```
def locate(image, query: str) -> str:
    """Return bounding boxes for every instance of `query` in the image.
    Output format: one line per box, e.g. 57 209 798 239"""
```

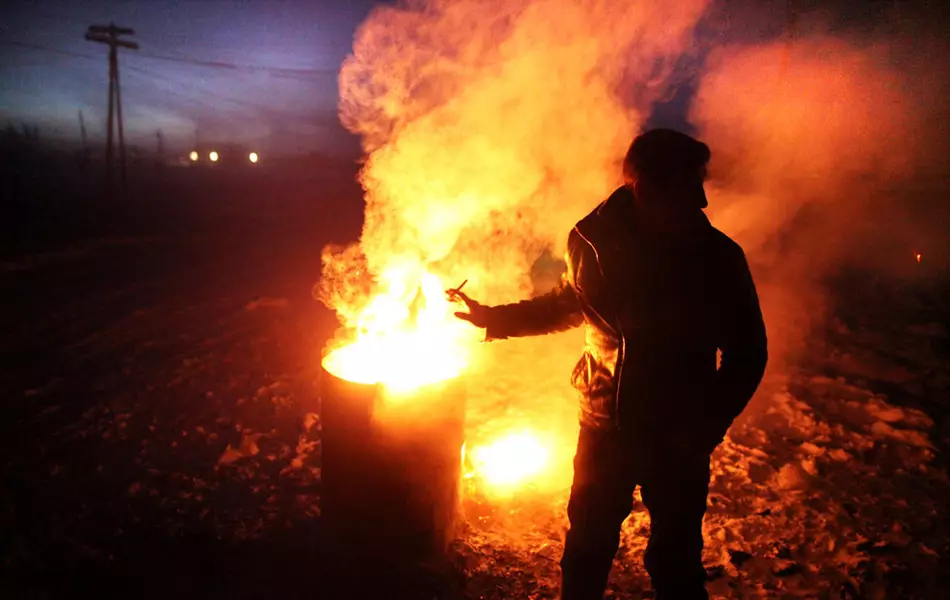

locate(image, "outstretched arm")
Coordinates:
452 277 584 340
486 278 583 340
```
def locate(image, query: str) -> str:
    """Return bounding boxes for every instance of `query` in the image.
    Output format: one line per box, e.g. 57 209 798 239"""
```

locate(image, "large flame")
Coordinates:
319 0 710 498
322 268 475 391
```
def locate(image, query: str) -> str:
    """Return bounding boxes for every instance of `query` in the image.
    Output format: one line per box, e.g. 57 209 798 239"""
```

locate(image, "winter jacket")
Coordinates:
484 186 767 448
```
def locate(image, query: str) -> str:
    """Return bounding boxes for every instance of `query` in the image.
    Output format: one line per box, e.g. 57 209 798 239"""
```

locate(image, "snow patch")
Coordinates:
217 432 263 465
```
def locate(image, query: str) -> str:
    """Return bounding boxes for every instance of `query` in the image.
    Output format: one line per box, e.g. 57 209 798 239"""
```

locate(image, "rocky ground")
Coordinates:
2 164 948 599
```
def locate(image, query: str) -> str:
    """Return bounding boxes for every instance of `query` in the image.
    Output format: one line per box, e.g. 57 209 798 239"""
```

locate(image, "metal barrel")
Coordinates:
319 365 465 566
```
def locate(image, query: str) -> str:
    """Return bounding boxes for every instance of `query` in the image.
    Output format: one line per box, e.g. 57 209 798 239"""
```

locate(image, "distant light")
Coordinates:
209 151 219 162
916 252 922 264
189 150 198 161
248 152 259 164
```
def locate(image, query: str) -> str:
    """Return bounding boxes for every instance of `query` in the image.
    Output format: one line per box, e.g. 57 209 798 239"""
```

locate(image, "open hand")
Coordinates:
446 289 490 329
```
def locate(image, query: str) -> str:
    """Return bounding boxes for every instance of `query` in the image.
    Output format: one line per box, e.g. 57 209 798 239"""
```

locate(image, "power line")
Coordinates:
135 50 336 79
2 40 236 113
4 40 100 61
123 63 274 114
121 66 226 112
121 63 332 121
3 40 337 80
4 38 341 138
2 40 323 118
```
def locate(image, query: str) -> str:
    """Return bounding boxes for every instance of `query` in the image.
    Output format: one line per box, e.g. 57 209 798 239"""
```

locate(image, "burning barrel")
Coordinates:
319 354 465 566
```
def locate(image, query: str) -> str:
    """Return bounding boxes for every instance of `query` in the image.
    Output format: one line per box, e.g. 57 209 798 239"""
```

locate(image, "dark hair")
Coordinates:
623 128 710 185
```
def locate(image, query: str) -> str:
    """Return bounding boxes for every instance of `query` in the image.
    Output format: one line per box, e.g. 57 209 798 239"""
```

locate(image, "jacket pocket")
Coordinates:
572 350 616 425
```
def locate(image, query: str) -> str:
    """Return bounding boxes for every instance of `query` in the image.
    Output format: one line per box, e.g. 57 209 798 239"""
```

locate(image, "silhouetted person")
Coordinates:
452 129 768 599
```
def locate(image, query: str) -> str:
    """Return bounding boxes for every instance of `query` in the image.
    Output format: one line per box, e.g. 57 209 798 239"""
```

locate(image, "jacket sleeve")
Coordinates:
483 275 584 340
710 247 768 428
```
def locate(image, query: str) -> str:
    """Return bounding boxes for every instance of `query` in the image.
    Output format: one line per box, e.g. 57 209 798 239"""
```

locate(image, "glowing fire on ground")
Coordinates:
466 431 552 495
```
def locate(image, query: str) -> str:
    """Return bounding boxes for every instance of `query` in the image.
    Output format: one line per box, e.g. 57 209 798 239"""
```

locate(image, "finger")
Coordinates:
454 311 475 322
454 290 477 309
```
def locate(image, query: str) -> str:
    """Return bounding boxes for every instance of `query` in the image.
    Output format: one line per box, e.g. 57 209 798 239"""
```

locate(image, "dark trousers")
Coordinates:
560 427 711 600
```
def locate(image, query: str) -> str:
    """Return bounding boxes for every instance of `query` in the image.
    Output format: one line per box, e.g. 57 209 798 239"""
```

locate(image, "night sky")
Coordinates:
1 0 378 155
1 0 943 157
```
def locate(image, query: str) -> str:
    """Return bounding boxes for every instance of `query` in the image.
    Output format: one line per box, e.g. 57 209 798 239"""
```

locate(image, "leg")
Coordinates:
639 454 710 600
560 428 635 600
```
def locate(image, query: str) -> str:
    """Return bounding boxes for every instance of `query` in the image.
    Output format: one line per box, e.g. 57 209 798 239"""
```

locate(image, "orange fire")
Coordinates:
321 268 475 392
319 267 564 494
467 431 553 495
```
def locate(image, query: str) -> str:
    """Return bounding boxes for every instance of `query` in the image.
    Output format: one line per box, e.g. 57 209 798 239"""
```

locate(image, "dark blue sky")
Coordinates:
1 0 940 157
1 0 377 155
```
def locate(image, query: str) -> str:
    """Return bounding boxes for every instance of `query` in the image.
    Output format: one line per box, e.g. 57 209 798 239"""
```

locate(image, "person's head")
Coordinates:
622 128 710 226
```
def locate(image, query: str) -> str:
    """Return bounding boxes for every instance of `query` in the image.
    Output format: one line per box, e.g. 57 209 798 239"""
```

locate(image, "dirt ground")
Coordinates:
2 160 949 599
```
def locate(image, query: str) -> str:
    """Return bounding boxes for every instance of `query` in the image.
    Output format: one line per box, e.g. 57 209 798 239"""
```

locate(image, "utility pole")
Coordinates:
155 129 165 166
78 109 90 168
78 109 88 148
85 22 138 188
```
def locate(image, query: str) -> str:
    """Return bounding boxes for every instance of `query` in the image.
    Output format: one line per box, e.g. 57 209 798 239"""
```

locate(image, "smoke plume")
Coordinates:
320 0 947 499
325 0 710 313
694 24 948 370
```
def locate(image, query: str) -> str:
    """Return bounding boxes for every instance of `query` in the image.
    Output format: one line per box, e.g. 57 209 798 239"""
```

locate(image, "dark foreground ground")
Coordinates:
2 157 949 599
1 159 377 598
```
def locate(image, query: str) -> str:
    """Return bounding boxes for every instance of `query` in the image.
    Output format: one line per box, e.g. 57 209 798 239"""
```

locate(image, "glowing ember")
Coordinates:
469 431 551 495
916 252 922 264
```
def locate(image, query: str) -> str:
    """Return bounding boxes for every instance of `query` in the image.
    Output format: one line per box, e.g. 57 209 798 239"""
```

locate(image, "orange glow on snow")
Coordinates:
468 431 552 495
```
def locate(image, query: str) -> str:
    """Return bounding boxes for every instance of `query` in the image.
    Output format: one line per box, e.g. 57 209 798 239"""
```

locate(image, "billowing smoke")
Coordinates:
693 25 949 372
321 0 712 496
320 0 947 501
324 0 710 315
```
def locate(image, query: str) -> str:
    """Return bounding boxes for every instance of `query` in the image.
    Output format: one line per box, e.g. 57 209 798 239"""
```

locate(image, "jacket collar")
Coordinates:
588 186 711 242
